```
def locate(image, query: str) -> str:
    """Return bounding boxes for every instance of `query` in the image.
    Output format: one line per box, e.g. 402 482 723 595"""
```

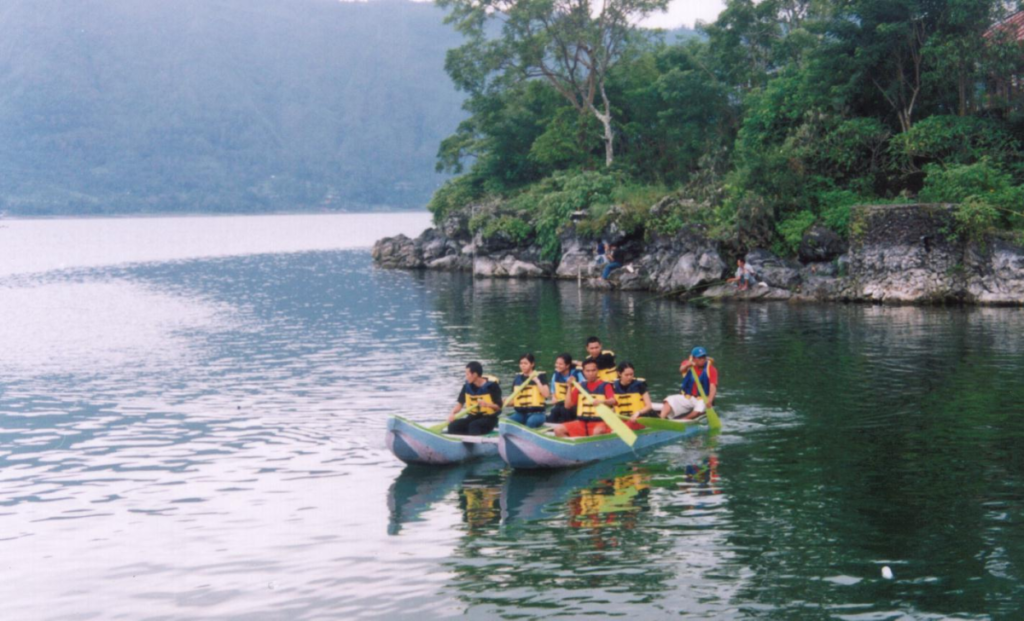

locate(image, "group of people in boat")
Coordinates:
446 336 717 439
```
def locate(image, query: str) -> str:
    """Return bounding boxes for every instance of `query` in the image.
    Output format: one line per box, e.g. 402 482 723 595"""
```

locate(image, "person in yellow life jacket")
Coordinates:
553 359 617 438
583 336 618 383
505 353 549 428
613 362 654 423
447 361 503 436
547 353 584 424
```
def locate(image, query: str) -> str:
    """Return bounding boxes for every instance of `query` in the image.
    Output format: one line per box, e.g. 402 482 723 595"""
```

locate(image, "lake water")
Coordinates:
2 212 1023 620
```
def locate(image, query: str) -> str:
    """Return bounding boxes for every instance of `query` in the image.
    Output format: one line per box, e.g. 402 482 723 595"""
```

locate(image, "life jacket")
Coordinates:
584 349 618 383
461 486 500 527
464 376 500 415
680 366 711 397
551 371 574 403
512 373 546 410
613 379 647 417
576 380 610 421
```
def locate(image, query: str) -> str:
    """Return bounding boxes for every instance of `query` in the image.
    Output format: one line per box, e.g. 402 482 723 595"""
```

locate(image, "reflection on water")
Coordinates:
1 214 1023 619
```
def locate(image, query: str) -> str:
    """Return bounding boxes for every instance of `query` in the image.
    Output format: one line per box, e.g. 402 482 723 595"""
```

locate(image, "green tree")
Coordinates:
437 0 670 167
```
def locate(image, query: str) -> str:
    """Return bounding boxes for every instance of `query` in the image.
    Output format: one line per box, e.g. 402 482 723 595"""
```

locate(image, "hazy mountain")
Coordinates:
0 0 467 214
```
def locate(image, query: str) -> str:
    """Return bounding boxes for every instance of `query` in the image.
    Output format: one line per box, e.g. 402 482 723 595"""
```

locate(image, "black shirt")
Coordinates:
457 381 503 409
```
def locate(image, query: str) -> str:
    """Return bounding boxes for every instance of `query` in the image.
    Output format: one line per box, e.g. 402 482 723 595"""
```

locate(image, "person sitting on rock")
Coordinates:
726 258 753 291
594 240 608 267
601 244 623 280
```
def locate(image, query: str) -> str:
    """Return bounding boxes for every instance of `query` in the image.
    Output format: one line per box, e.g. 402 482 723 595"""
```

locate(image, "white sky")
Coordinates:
392 0 727 31
641 0 727 30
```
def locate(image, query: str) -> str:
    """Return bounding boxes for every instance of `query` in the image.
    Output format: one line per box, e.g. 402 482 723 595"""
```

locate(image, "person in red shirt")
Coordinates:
661 346 717 421
554 360 617 438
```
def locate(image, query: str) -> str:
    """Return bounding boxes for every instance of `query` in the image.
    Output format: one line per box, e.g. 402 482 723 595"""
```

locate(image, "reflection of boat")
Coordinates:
387 460 503 535
501 455 636 523
386 415 499 465
498 417 706 469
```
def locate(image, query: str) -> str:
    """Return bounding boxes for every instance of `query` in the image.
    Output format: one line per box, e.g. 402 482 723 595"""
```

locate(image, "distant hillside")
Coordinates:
0 0 467 214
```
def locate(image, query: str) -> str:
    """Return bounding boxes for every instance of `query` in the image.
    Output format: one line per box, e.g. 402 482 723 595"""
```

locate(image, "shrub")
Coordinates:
894 116 1021 170
920 159 1024 239
817 190 863 234
428 176 481 223
775 210 816 255
482 215 533 244
505 170 619 260
951 198 1000 241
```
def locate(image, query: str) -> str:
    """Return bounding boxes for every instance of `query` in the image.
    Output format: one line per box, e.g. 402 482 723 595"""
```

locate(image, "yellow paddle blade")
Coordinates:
596 404 637 447
704 405 722 431
690 365 723 432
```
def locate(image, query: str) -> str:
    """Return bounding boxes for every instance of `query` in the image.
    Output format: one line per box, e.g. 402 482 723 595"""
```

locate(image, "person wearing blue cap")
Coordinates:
660 346 717 421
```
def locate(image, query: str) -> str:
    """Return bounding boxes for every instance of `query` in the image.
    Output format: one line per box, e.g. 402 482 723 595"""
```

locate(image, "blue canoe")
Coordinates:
386 415 499 465
498 416 707 470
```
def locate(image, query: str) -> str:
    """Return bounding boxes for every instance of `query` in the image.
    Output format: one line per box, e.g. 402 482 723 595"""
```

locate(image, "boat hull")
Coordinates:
498 418 704 469
386 415 499 465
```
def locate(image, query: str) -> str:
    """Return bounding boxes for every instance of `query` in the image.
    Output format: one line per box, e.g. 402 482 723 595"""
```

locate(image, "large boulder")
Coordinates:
555 233 601 279
441 211 471 241
626 227 727 293
473 254 554 278
745 249 802 289
372 227 471 271
472 229 520 255
799 225 848 263
371 233 423 269
472 244 554 278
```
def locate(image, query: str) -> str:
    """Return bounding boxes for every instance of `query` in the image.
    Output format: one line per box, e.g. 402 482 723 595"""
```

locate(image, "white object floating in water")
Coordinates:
881 566 894 580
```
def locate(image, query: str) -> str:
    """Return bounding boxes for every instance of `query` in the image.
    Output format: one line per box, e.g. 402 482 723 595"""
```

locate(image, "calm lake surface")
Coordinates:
1 212 1022 620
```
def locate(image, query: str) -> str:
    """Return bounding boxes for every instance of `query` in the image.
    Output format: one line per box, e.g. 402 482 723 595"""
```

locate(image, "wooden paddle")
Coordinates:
688 358 722 431
571 379 638 447
430 371 538 433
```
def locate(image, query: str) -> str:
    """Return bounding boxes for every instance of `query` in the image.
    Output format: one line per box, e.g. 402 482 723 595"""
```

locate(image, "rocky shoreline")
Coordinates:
372 203 1024 306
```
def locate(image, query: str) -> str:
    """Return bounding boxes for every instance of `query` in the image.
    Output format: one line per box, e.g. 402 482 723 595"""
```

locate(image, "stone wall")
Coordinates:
845 204 964 303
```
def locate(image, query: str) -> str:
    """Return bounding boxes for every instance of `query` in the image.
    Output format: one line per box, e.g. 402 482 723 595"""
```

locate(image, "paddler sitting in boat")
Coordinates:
505 353 550 428
553 359 617 438
547 353 583 424
613 362 654 423
660 346 717 421
447 361 503 436
584 336 618 383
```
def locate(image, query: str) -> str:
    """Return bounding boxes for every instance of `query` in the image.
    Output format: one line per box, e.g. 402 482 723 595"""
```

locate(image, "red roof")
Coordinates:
986 11 1024 42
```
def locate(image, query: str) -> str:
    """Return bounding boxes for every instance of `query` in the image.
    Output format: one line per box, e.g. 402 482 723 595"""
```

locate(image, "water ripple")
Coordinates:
1 216 1022 619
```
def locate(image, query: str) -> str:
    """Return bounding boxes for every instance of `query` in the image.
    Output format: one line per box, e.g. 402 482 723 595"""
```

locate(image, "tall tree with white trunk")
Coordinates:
438 0 669 167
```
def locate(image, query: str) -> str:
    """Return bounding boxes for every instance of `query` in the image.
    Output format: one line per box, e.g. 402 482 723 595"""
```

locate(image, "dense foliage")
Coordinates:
432 0 1024 254
0 0 466 215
